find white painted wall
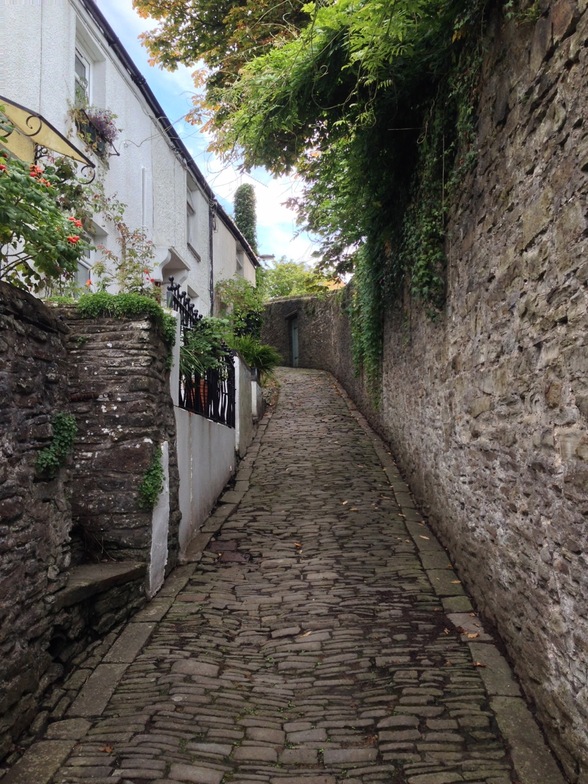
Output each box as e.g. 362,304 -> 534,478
176,408 -> 236,558
148,441 -> 170,598
214,217 -> 257,291
252,379 -> 263,421
235,355 -> 254,458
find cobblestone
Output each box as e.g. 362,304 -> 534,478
0,369 -> 569,784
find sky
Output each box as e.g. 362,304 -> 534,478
97,0 -> 321,264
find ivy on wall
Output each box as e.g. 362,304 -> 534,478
349,25 -> 486,393
138,445 -> 165,510
36,413 -> 78,478
132,0 -> 528,394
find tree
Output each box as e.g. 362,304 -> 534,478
133,0 -> 308,92
233,183 -> 257,253
258,257 -> 334,300
133,0 -> 485,271
134,0 -> 487,379
215,277 -> 264,338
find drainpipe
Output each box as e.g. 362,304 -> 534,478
209,198 -> 217,315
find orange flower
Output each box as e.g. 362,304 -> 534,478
85,279 -> 92,287
66,235 -> 80,244
29,164 -> 43,177
68,216 -> 83,228
0,164 -> 6,172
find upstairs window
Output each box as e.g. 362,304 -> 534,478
186,185 -> 201,261
236,249 -> 244,276
74,48 -> 91,107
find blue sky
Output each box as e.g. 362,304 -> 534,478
97,0 -> 321,263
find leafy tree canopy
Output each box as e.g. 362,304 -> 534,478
135,0 -> 490,385
134,0 -> 486,273
133,0 -> 308,91
258,257 -> 336,300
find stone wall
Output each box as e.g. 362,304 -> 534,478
263,3 -> 588,780
63,310 -> 181,565
0,286 -> 181,761
262,293 -> 378,424
0,283 -> 72,759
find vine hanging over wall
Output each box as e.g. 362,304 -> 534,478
349,20 -> 486,393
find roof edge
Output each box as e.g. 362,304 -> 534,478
79,0 -> 259,268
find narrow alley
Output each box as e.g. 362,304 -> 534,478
2,369 -> 567,784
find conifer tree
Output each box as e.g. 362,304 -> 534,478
233,183 -> 257,253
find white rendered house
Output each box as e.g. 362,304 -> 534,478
0,0 -> 258,310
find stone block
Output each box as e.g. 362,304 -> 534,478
530,17 -> 554,73
551,0 -> 580,41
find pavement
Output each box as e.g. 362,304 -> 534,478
1,368 -> 569,784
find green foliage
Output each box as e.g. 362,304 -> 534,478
215,277 -> 264,338
36,413 -> 77,478
134,0 -> 307,94
258,257 -> 334,300
135,0 -> 489,389
180,317 -> 232,376
0,146 -> 89,291
234,183 -> 258,252
162,313 -> 177,348
349,248 -> 384,393
138,446 -> 164,510
503,0 -> 541,22
76,292 -> 176,347
230,334 -> 282,380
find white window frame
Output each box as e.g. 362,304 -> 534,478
186,185 -> 201,261
236,249 -> 244,276
74,47 -> 91,106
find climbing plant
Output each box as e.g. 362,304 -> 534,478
138,446 -> 164,510
233,183 -> 258,253
36,413 -> 78,478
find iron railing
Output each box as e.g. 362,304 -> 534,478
167,278 -> 236,429
179,360 -> 236,428
167,276 -> 203,336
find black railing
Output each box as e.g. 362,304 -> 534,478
167,276 -> 203,336
179,362 -> 236,428
167,278 -> 236,429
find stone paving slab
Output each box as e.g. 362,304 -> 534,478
0,369 -> 569,784
1,741 -> 76,784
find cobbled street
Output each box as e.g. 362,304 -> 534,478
2,369 -> 567,784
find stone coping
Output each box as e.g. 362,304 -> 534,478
53,562 -> 146,610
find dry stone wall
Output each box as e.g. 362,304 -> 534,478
0,283 -> 72,759
263,3 -> 588,780
0,285 -> 180,761
63,310 -> 181,564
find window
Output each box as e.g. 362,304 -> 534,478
236,249 -> 244,277
74,48 -> 90,106
75,258 -> 92,289
186,185 -> 201,261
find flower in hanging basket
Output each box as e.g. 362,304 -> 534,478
84,107 -> 120,144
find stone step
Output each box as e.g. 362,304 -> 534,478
53,562 -> 146,610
